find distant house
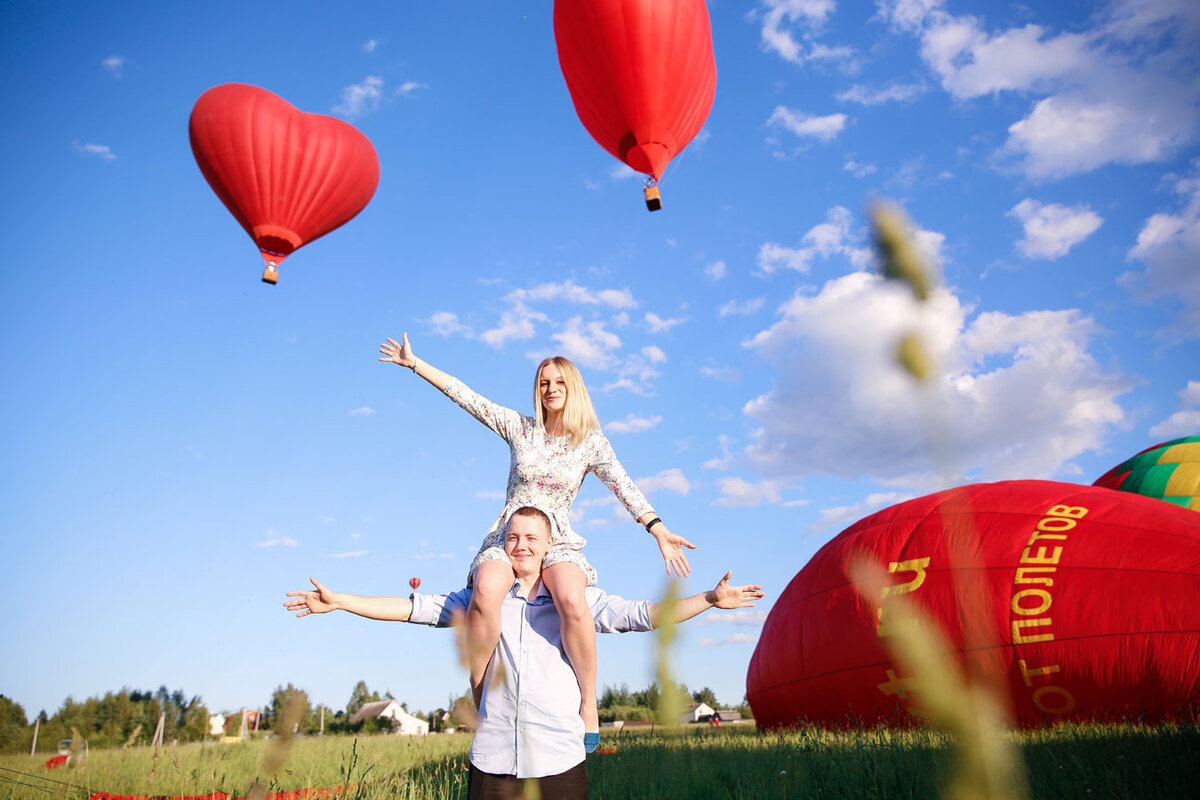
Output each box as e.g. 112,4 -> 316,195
350,700 -> 430,735
680,702 -> 715,724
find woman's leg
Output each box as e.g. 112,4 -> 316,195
542,562 -> 598,734
466,558 -> 515,708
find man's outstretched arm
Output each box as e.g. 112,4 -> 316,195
285,577 -> 414,622
649,571 -> 764,629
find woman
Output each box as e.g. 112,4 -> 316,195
379,333 -> 695,748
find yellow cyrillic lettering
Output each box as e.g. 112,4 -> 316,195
1033,685 -> 1076,713
1012,617 -> 1054,644
1018,659 -> 1061,687
1020,545 -> 1062,565
1046,505 -> 1088,519
1014,567 -> 1056,586
1036,516 -> 1076,532
1011,589 -> 1052,616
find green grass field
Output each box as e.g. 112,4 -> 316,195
2,722 -> 1197,800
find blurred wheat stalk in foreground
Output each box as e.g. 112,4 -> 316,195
866,200 -> 1030,800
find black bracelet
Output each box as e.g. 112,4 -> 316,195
644,517 -> 662,533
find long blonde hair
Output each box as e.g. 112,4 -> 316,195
533,356 -> 600,448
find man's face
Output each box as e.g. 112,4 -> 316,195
504,513 -> 551,578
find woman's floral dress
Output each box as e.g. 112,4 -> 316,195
443,379 -> 654,586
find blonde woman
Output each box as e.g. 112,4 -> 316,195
380,333 -> 695,749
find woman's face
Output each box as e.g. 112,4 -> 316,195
538,362 -> 569,416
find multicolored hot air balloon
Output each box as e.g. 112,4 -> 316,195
189,83 -> 380,284
1093,435 -> 1200,511
747,481 -> 1200,729
554,0 -> 717,211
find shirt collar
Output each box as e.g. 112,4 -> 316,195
509,578 -> 554,603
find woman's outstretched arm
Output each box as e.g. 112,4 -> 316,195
379,332 -> 454,391
285,577 -> 413,622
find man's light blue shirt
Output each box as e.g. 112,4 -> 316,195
409,581 -> 654,779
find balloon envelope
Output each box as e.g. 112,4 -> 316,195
189,83 -> 380,275
1093,435 -> 1200,511
409,577 -> 421,591
747,481 -> 1200,728
554,0 -> 716,180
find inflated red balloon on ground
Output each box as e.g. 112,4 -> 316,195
747,481 -> 1200,728
189,83 -> 380,284
554,0 -> 716,210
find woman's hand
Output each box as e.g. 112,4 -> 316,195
284,577 -> 339,617
651,525 -> 697,578
706,571 -> 765,609
379,333 -> 416,369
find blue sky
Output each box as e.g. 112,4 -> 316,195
2,0 -> 1198,720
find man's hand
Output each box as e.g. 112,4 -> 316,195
284,577 -> 339,617
706,571 -> 764,609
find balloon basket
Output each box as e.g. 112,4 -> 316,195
262,265 -> 279,285
644,184 -> 662,212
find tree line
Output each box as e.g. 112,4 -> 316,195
1,680 -> 753,753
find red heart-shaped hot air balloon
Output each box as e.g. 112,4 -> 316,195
747,481 -> 1200,728
554,0 -> 716,211
189,83 -> 380,284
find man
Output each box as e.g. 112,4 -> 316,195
285,506 -> 764,799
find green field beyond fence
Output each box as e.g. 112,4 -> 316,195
1,722 -> 1197,800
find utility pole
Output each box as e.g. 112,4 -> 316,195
30,719 -> 39,756
319,706 -> 325,736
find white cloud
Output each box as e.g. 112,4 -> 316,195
602,345 -> 666,395
814,492 -> 914,534
606,414 -> 663,434
74,142 -> 116,161
476,490 -> 505,501
412,552 -> 456,560
700,365 -> 740,383
324,550 -> 369,559
428,311 -> 473,337
395,81 -> 426,96
363,39 -> 379,53
757,206 -> 874,274
1149,381 -> 1200,438
767,107 -> 847,142
837,83 -> 927,105
704,434 -> 736,469
507,281 -> 636,310
609,163 -> 640,181
705,260 -> 727,281
348,407 -> 375,416
696,609 -> 768,626
333,75 -> 384,117
696,633 -> 759,647
1004,90 -> 1198,180
550,317 -> 622,369
1122,162 -> 1200,336
718,298 -> 766,318
712,477 -> 785,507
482,303 -> 548,348
101,56 -> 127,78
645,312 -> 686,333
756,0 -> 855,68
636,468 -> 691,496
1007,199 -> 1104,260
843,159 -> 878,179
879,0 -> 1200,180
256,528 -> 297,548
742,269 -> 1132,485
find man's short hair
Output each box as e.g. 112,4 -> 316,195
507,506 -> 551,535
